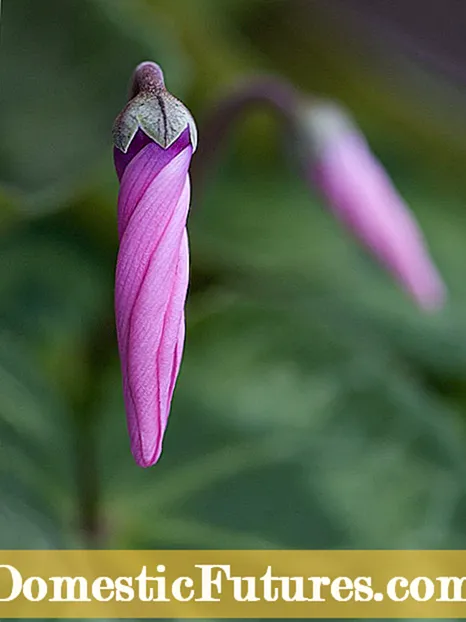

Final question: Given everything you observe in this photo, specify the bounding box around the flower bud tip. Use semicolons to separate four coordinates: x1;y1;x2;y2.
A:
113;61;197;154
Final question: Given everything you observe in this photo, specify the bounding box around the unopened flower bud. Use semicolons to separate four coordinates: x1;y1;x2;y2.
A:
113;61;197;467
298;100;446;309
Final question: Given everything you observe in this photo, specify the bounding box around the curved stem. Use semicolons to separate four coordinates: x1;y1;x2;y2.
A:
191;75;302;197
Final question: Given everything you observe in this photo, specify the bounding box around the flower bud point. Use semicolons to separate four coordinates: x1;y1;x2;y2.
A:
112;61;197;154
130;61;166;97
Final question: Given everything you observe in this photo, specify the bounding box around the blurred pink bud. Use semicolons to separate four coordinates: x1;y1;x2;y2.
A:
306;102;446;309
113;62;197;467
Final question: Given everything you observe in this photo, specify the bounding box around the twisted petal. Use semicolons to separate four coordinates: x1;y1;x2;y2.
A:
115;128;191;237
115;142;192;467
313;132;445;309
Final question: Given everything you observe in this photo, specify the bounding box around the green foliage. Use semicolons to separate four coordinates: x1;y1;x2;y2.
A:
1;0;466;572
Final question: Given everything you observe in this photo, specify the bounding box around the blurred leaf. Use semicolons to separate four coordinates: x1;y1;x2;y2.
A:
0;219;113;547
0;477;63;549
0;334;73;547
181;303;466;548
0;222;110;399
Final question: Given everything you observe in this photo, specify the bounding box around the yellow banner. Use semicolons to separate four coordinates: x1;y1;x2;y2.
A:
1;550;466;617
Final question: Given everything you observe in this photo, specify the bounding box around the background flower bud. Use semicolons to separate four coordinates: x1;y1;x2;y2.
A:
299;101;446;309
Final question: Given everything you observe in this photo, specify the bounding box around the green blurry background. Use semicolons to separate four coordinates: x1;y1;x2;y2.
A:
1;0;466;561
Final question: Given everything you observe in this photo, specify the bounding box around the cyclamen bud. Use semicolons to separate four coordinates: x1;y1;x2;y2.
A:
300;101;445;309
113;62;197;467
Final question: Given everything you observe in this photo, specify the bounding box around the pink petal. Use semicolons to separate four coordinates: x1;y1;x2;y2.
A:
115;145;192;467
115;128;191;239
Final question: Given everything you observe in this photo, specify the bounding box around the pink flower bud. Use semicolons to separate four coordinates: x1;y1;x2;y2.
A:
306;102;446;309
113;62;197;467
